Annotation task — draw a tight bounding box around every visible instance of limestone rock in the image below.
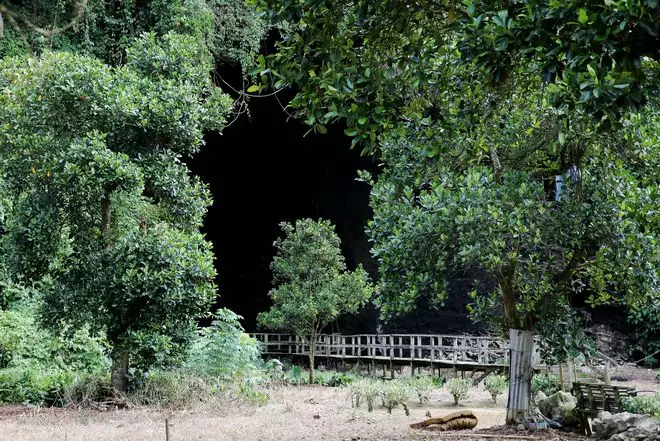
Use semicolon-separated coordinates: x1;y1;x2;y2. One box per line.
592;411;660;441
534;391;548;404
537;391;578;427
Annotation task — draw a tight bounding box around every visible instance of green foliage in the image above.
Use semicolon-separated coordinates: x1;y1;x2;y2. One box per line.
0;367;73;406
380;380;411;415
286;365;305;386
405;375;434;405
0;302;109;405
367;121;657;360
460;0;660;122
446;378;471;405
0;0;266;70
627;299;660;367
187;309;263;382
210;0;268;70
531;373;559;397
622;394;660;417
258;218;372;335
348;378;381;412
313;370;355;387
0;306;107;373
484;374;507;404
432;375;447;388
257;219;372;383
131;369;213;408
0;31;231;384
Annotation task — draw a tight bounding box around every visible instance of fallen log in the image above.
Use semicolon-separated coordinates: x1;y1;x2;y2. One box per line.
410;410;478;431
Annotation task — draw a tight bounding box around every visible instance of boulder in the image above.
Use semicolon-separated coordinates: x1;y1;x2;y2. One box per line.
537;391;579;427
592;411;660;441
534;391;548;404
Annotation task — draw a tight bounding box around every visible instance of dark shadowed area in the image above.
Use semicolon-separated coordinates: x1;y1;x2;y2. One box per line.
187;90;378;331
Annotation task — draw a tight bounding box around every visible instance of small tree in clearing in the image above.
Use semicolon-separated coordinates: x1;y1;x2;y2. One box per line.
258;219;373;384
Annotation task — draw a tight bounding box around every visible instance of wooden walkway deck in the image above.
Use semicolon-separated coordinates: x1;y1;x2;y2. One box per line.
251;333;544;370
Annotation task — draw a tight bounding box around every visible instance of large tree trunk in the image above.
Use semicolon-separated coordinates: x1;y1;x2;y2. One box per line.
506;328;533;424
111;351;129;394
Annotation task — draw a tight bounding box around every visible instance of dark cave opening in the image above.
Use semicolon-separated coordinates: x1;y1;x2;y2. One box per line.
187;92;378;331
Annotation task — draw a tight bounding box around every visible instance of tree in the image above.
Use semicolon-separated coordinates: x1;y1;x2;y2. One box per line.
0;0;267;70
0;31;231;392
0;0;268;393
366;126;656;420
258;219;373;384
459;0;660;122
250;0;658;421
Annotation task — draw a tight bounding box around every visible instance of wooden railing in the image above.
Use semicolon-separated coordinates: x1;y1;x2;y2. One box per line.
251;333;543;368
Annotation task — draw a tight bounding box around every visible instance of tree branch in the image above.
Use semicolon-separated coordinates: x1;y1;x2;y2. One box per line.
0;1;88;39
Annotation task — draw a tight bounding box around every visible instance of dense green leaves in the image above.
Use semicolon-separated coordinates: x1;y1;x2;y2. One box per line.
0;31;230;386
460;0;660;121
258;219;372;382
0;0;267;71
258;219;373;336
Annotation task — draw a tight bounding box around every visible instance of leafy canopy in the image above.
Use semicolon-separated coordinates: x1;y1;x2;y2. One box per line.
258;219;373;339
0;31;231;373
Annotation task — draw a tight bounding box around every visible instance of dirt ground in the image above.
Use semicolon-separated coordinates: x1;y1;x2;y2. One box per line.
0;366;657;441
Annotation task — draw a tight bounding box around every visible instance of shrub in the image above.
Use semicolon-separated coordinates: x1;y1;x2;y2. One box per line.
286;365;305;386
187;309;262;383
347;378;381;412
263;359;285;383
622;394;660;417
531;373;559;397
406;375;434;405
314;371;354;387
131;370;212;408
57;373;112;408
380;380;410;415
432;375;447;388
0;366;73;406
484;374;508;404
446;378;471;405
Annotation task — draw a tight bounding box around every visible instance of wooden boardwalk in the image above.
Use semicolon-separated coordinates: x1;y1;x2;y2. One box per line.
251;333;544;370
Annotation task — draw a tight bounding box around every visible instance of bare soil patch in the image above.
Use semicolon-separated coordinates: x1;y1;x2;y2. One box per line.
1;370;656;441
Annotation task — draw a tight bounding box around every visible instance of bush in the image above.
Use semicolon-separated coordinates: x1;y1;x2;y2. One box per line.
263;359;285;383
187;309;262;383
531;373;559;397
348;378;381;412
484;374;508;404
380;380;410;415
622;394;660;417
131;370;213;408
314;371;354;387
57;373;112;408
286;365;306;386
446;378;471;405
0;366;73;406
406;375;434;405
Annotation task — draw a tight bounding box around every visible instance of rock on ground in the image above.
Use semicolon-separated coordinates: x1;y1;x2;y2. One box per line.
538;391;579;427
592;411;660;441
